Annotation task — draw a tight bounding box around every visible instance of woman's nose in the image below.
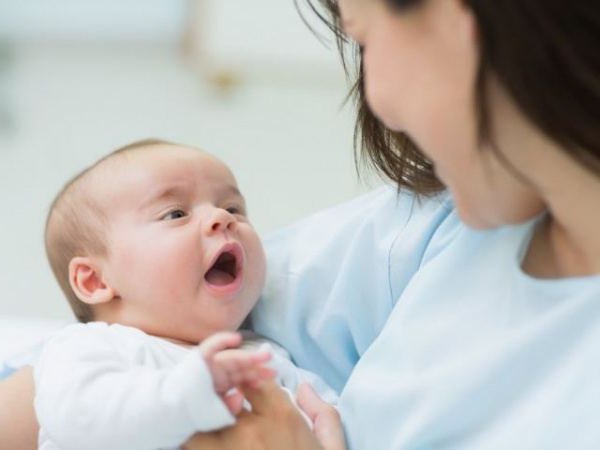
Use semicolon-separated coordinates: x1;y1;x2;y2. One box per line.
204;208;236;235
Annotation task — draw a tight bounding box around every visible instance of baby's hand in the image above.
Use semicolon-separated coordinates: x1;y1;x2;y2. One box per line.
199;332;275;413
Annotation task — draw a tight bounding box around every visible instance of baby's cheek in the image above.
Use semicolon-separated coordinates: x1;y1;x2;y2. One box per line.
247;238;267;285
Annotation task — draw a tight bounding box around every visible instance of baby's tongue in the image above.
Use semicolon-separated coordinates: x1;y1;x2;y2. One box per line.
205;268;235;286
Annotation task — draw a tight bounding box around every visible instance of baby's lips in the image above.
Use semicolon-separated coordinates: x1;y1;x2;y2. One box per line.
206;241;244;274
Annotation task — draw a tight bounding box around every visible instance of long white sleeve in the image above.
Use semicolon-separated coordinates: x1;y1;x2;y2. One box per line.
34;323;234;450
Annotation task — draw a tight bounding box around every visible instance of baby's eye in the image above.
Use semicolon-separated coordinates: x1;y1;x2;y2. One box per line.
225;206;246;216
161;209;187;221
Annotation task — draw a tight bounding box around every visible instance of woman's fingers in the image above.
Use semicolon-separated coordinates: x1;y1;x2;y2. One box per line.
297;383;346;450
185;384;325;450
222;388;244;415
296;383;322;423
240;379;292;415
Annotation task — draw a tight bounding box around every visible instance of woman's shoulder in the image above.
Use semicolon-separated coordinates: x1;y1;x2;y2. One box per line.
264;186;454;257
262;185;458;303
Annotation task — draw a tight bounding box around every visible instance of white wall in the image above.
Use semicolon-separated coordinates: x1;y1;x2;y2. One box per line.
203;0;342;77
0;0;187;43
0;2;379;320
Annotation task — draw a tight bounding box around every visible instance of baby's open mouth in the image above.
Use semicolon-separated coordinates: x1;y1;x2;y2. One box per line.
205;250;239;286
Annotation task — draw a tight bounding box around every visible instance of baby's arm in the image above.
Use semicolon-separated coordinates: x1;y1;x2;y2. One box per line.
35;326;271;450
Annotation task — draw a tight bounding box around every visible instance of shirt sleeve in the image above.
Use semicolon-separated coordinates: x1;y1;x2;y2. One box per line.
34;324;234;450
245;337;339;405
275;355;340;406
251;186;453;393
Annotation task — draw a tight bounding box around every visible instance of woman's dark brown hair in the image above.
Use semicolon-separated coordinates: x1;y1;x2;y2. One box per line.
301;0;600;194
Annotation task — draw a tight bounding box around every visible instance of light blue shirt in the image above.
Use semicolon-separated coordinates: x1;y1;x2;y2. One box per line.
252;186;600;449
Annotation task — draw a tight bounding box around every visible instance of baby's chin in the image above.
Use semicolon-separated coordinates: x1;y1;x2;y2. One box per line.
124;290;262;345
161;334;200;347
174;317;251;345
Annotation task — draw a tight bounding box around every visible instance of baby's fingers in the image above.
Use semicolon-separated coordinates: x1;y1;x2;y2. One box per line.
247;366;277;388
221;366;276;391
214;348;272;369
199;332;242;359
213;350;275;388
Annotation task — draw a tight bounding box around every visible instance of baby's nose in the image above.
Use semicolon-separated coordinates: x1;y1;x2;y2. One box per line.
205;208;235;234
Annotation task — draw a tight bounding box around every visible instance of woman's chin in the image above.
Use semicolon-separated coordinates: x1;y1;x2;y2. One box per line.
453;196;500;230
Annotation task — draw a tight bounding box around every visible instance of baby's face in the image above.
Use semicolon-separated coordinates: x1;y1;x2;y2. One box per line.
94;145;266;343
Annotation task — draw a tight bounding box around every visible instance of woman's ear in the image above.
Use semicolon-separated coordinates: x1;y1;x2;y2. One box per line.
68;256;117;305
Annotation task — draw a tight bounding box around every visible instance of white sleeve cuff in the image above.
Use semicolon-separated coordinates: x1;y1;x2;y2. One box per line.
164;348;235;432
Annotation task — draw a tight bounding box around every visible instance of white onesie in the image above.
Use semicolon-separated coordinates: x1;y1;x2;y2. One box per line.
34;322;337;450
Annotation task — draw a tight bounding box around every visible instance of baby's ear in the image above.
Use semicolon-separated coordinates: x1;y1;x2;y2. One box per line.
68;256;117;305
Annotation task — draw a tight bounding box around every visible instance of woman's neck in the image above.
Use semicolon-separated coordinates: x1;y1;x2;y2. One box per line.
487;76;600;278
523;215;600;278
522;155;600;279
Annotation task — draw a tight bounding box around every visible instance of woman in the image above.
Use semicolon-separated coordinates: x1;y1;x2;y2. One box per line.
3;0;600;448
187;0;600;448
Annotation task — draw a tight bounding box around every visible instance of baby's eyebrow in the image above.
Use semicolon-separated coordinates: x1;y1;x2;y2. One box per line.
220;185;247;208
222;184;243;199
139;185;187;210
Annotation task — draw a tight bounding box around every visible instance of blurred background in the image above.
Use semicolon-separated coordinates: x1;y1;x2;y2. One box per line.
0;0;378;320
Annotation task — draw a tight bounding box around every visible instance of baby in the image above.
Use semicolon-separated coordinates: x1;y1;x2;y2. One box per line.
35;139;336;450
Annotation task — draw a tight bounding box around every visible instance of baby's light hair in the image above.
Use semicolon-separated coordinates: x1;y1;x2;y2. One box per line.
45;138;179;322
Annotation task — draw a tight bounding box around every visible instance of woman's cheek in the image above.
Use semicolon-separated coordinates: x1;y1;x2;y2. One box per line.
364;75;392;129
363;56;404;131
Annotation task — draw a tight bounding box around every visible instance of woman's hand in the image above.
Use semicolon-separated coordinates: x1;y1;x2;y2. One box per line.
0;367;38;450
183;381;346;450
297;383;346;450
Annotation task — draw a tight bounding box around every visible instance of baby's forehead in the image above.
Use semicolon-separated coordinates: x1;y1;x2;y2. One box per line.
89;145;239;203
119;144;225;169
